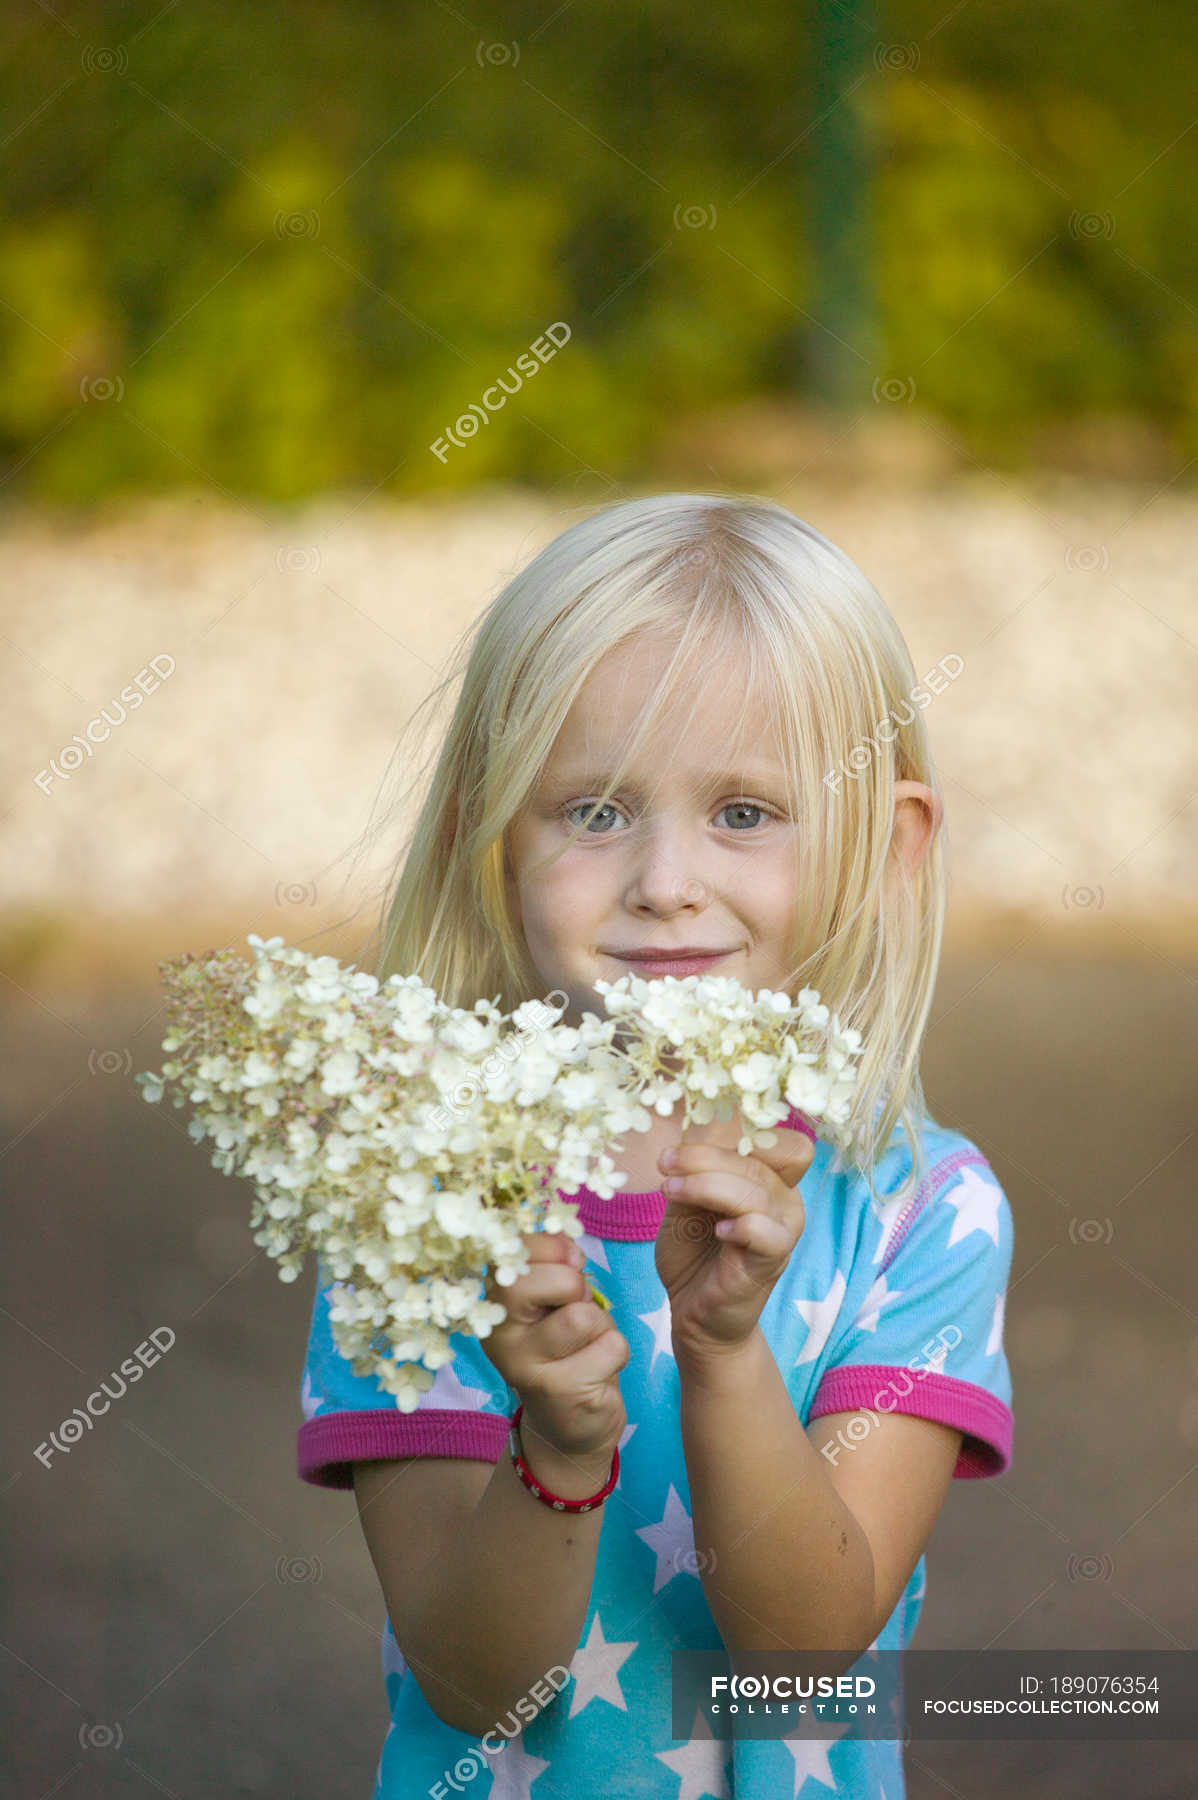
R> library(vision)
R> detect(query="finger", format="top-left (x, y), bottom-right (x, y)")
top-left (482, 1230), bottom-right (581, 1299)
top-left (533, 1297), bottom-right (617, 1365)
top-left (537, 1320), bottom-right (629, 1393)
top-left (711, 1209), bottom-right (797, 1259)
top-left (485, 1263), bottom-right (587, 1325)
top-left (555, 1324), bottom-right (629, 1390)
top-left (544, 1228), bottom-right (586, 1259)
top-left (487, 1259), bottom-right (584, 1309)
top-left (743, 1125), bottom-right (816, 1189)
top-left (660, 1168), bottom-right (774, 1219)
top-left (661, 1171), bottom-right (805, 1254)
top-left (500, 1317), bottom-right (626, 1417)
top-left (665, 1129), bottom-right (814, 1191)
top-left (522, 1230), bottom-right (584, 1264)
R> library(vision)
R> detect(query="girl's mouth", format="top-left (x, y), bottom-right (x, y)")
top-left (607, 950), bottom-right (734, 979)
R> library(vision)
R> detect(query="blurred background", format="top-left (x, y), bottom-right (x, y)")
top-left (3, 2), bottom-right (1196, 1796)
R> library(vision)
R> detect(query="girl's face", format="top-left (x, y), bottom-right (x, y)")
top-left (504, 635), bottom-right (805, 1024)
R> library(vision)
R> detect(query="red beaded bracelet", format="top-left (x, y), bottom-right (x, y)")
top-left (507, 1404), bottom-right (620, 1513)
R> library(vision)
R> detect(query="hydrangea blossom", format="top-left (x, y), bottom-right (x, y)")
top-left (136, 937), bottom-right (863, 1409)
top-left (594, 971), bottom-right (864, 1153)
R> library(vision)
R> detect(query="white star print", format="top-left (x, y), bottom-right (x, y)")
top-left (655, 1702), bottom-right (732, 1799)
top-left (869, 1193), bottom-right (909, 1266)
top-left (784, 1716), bottom-right (851, 1795)
top-left (852, 1273), bottom-right (904, 1336)
top-left (942, 1167), bottom-right (1002, 1250)
top-left (922, 1335), bottom-right (952, 1377)
top-left (638, 1294), bottom-right (676, 1373)
top-left (422, 1358), bottom-right (496, 1412)
top-left (566, 1613), bottom-right (639, 1718)
top-left (635, 1485), bottom-right (700, 1594)
top-left (986, 1289), bottom-right (1006, 1357)
top-left (793, 1271), bottom-right (847, 1366)
top-left (485, 1733), bottom-right (551, 1799)
top-left (300, 1369), bottom-right (324, 1420)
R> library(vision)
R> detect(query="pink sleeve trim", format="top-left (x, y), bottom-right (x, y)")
top-left (298, 1408), bottom-right (512, 1489)
top-left (808, 1366), bottom-right (1013, 1479)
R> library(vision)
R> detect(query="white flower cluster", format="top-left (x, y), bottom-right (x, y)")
top-left (136, 939), bottom-right (863, 1410)
top-left (137, 936), bottom-right (650, 1409)
top-left (595, 971), bottom-right (864, 1156)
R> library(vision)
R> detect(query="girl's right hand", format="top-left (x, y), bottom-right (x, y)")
top-left (480, 1230), bottom-right (630, 1463)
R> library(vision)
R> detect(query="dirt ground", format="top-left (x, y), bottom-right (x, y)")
top-left (5, 943), bottom-right (1197, 1798)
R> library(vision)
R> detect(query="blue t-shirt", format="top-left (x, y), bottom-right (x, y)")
top-left (298, 1106), bottom-right (1014, 1799)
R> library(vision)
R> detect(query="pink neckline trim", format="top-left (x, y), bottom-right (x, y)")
top-left (565, 1106), bottom-right (817, 1241)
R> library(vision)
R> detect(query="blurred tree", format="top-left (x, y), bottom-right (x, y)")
top-left (800, 0), bottom-right (879, 409)
top-left (0, 0), bottom-right (1193, 500)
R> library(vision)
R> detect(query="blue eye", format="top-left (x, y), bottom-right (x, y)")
top-left (718, 802), bottom-right (769, 830)
top-left (562, 799), bottom-right (775, 834)
top-left (564, 800), bottom-right (625, 833)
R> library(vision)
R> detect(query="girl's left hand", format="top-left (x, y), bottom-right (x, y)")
top-left (654, 1111), bottom-right (816, 1361)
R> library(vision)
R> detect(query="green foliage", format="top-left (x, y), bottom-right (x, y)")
top-left (0, 0), bottom-right (1194, 501)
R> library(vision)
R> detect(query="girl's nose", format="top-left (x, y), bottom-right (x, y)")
top-left (626, 867), bottom-right (711, 912)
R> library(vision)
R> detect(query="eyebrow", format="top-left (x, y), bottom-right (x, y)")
top-left (541, 765), bottom-right (787, 794)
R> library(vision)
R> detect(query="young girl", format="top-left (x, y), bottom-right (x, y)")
top-left (297, 492), bottom-right (1015, 1799)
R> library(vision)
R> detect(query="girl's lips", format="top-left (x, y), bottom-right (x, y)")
top-left (612, 951), bottom-right (732, 978)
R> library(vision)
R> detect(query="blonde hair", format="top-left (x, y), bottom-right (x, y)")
top-left (351, 492), bottom-right (949, 1210)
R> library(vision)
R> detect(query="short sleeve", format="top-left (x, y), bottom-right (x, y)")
top-left (808, 1146), bottom-right (1014, 1479)
top-left (297, 1253), bottom-right (517, 1488)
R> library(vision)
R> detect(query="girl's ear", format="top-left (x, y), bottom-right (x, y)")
top-left (888, 780), bottom-right (941, 885)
